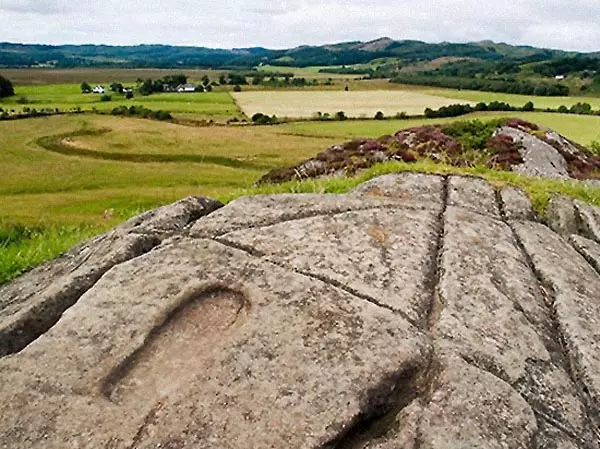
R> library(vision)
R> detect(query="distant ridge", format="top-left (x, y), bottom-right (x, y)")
top-left (0, 38), bottom-right (596, 69)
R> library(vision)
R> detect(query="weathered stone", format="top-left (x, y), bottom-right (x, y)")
top-left (2, 175), bottom-right (600, 448)
top-left (501, 185), bottom-right (535, 220)
top-left (118, 195), bottom-right (223, 235)
top-left (513, 220), bottom-right (600, 424)
top-left (350, 172), bottom-right (445, 207)
top-left (546, 195), bottom-right (579, 237)
top-left (447, 175), bottom-right (499, 216)
top-left (218, 207), bottom-right (441, 325)
top-left (190, 188), bottom-right (440, 239)
top-left (498, 126), bottom-right (570, 179)
top-left (569, 234), bottom-right (600, 274)
top-left (574, 200), bottom-right (600, 243)
top-left (0, 196), bottom-right (221, 358)
top-left (0, 239), bottom-right (428, 449)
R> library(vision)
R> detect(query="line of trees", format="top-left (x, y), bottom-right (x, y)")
top-left (391, 73), bottom-right (569, 96)
top-left (423, 100), bottom-right (598, 120)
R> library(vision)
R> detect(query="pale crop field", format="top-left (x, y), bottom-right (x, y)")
top-left (232, 90), bottom-right (474, 118)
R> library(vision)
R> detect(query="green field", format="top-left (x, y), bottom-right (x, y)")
top-left (0, 84), bottom-right (242, 120)
top-left (423, 87), bottom-right (600, 110)
top-left (276, 111), bottom-right (600, 145)
top-left (2, 72), bottom-right (600, 283)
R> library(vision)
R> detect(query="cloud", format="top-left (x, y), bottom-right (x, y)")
top-left (1, 0), bottom-right (69, 15)
top-left (0, 0), bottom-right (598, 52)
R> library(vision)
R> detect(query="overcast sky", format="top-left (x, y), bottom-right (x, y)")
top-left (1, 0), bottom-right (599, 52)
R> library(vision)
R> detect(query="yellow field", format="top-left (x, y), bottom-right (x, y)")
top-left (232, 90), bottom-right (473, 118)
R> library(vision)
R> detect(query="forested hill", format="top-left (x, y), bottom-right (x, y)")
top-left (0, 38), bottom-right (595, 69)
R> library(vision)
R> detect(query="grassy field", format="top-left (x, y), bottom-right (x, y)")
top-left (2, 73), bottom-right (600, 284)
top-left (0, 115), bottom-right (338, 226)
top-left (2, 111), bottom-right (599, 228)
top-left (422, 87), bottom-right (600, 110)
top-left (232, 90), bottom-right (474, 118)
top-left (0, 84), bottom-right (242, 120)
top-left (275, 111), bottom-right (600, 146)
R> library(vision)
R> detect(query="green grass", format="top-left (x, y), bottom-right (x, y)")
top-left (217, 160), bottom-right (600, 224)
top-left (421, 87), bottom-right (600, 109)
top-left (0, 84), bottom-right (241, 119)
top-left (275, 111), bottom-right (600, 146)
top-left (0, 223), bottom-right (104, 284)
top-left (2, 110), bottom-right (600, 286)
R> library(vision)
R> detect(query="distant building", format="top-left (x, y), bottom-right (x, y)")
top-left (92, 85), bottom-right (105, 94)
top-left (176, 84), bottom-right (197, 93)
top-left (555, 75), bottom-right (566, 80)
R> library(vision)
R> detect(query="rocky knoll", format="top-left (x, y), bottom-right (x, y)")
top-left (258, 119), bottom-right (600, 184)
top-left (1, 174), bottom-right (600, 448)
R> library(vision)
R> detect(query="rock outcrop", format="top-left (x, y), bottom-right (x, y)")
top-left (1, 174), bottom-right (599, 448)
top-left (257, 118), bottom-right (600, 184)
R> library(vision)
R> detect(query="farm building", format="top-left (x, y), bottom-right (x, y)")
top-left (176, 83), bottom-right (198, 93)
top-left (92, 85), bottom-right (105, 94)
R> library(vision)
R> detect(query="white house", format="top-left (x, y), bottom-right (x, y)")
top-left (92, 85), bottom-right (105, 94)
top-left (555, 75), bottom-right (566, 80)
top-left (176, 83), bottom-right (198, 93)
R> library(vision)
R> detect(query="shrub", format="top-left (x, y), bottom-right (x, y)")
top-left (522, 101), bottom-right (534, 112)
top-left (251, 112), bottom-right (277, 125)
top-left (16, 96), bottom-right (29, 104)
top-left (0, 75), bottom-right (15, 98)
top-left (100, 94), bottom-right (112, 102)
top-left (233, 85), bottom-right (242, 92)
top-left (334, 111), bottom-right (347, 121)
top-left (374, 111), bottom-right (385, 120)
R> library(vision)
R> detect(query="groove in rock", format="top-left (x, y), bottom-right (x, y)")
top-left (569, 237), bottom-right (600, 278)
top-left (101, 286), bottom-right (250, 405)
top-left (0, 235), bottom-right (161, 358)
top-left (322, 352), bottom-right (437, 449)
top-left (212, 237), bottom-right (420, 328)
top-left (424, 176), bottom-right (449, 333)
top-left (208, 202), bottom-right (440, 238)
top-left (495, 189), bottom-right (600, 442)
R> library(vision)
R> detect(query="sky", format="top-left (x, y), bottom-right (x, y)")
top-left (1, 0), bottom-right (599, 52)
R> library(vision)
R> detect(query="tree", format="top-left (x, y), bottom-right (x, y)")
top-left (201, 75), bottom-right (210, 86)
top-left (80, 81), bottom-right (92, 94)
top-left (110, 83), bottom-right (124, 93)
top-left (139, 79), bottom-right (154, 96)
top-left (374, 111), bottom-right (385, 120)
top-left (0, 75), bottom-right (14, 98)
top-left (334, 111), bottom-right (347, 121)
top-left (522, 101), bottom-right (534, 112)
top-left (233, 85), bottom-right (242, 92)
top-left (228, 73), bottom-right (247, 85)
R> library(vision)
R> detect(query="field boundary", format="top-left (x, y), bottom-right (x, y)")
top-left (34, 128), bottom-right (273, 170)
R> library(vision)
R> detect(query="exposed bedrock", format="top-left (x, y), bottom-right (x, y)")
top-left (1, 174), bottom-right (599, 448)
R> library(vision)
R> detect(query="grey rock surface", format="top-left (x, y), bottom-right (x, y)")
top-left (547, 195), bottom-right (580, 237)
top-left (1, 174), bottom-right (599, 448)
top-left (501, 186), bottom-right (535, 221)
top-left (497, 126), bottom-right (571, 179)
